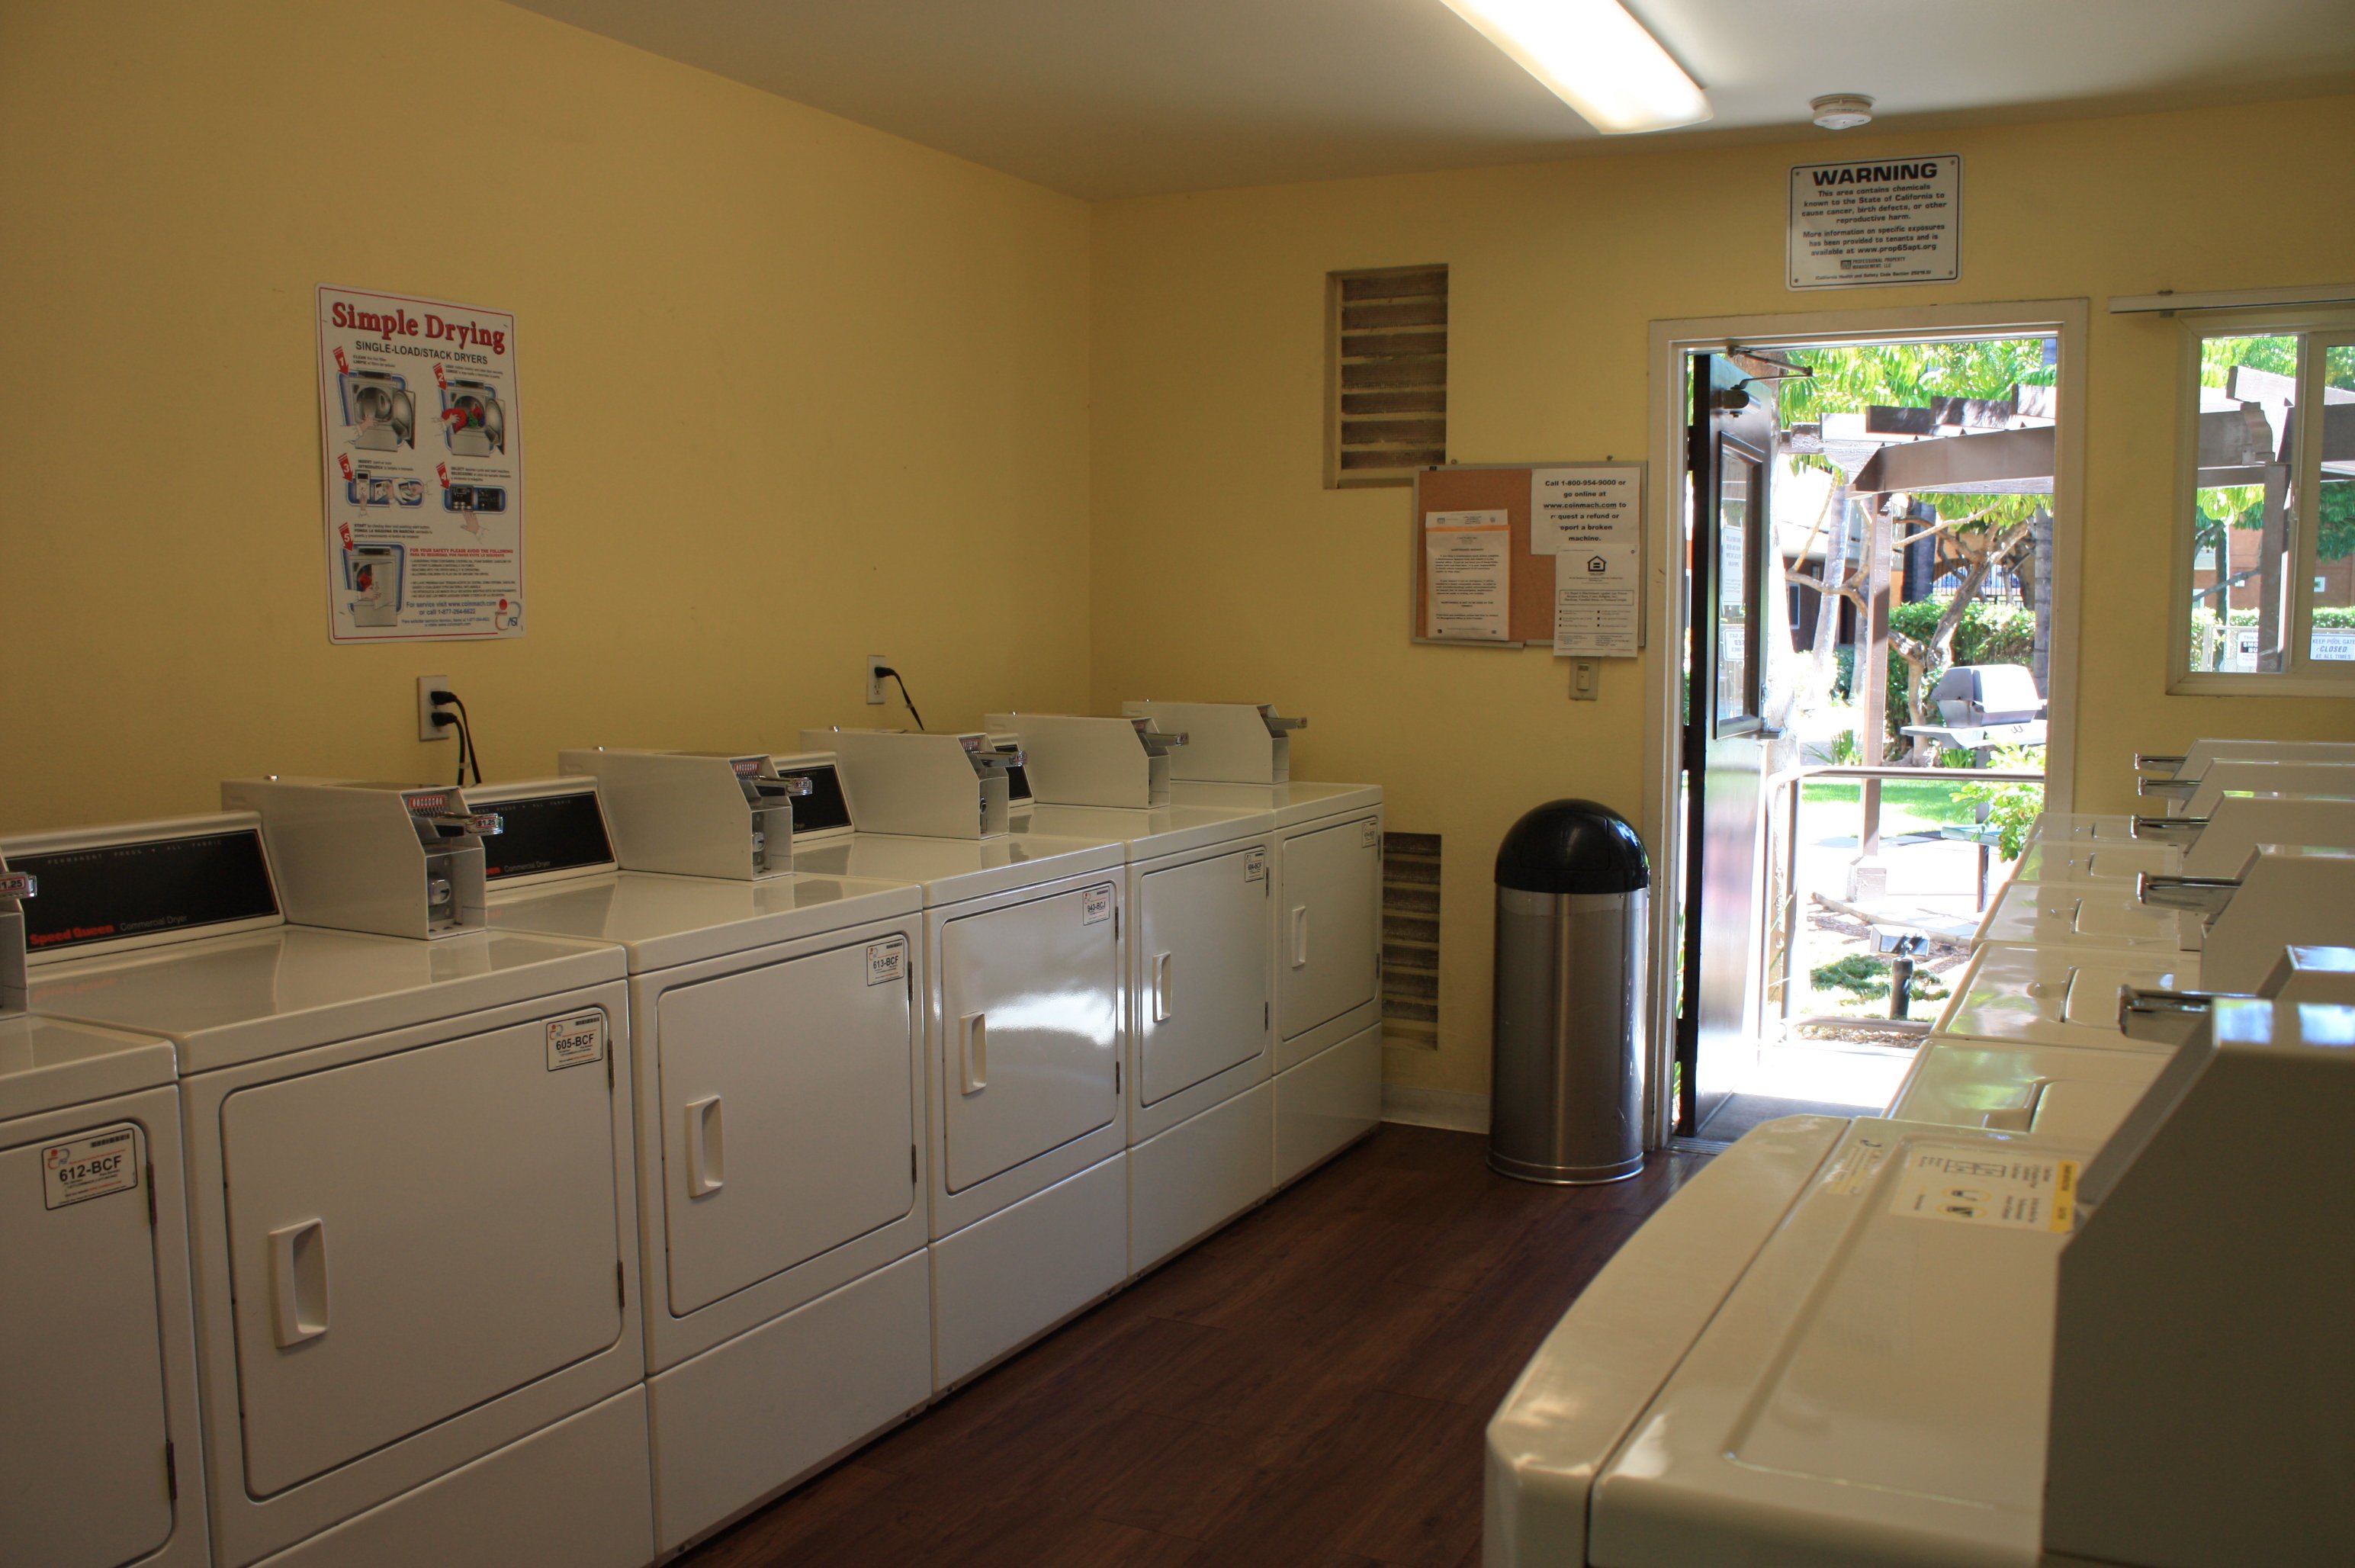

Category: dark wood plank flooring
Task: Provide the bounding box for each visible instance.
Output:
[676,1125,1707,1568]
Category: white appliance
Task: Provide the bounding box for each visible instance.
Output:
[14,808,653,1568]
[2135,757,2355,818]
[990,712,1278,1274]
[1489,994,2355,1564]
[1124,701,1384,1187]
[2132,735,2355,789]
[1974,842,2355,957]
[0,864,210,1568]
[2010,791,2355,885]
[470,773,932,1557]
[776,733,1133,1390]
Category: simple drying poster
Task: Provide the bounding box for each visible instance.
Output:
[316,284,525,642]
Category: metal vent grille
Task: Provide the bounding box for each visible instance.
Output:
[1327,265,1447,488]
[1382,831,1441,1049]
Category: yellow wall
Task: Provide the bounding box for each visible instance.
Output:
[0,0,1093,831]
[1088,95,2355,1098]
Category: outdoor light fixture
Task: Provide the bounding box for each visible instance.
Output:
[1810,92,1875,130]
[1438,0,1711,134]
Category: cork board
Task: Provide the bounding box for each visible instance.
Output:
[1411,462,1647,649]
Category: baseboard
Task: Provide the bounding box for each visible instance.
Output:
[1380,1084,1489,1134]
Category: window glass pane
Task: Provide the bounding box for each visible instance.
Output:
[2313,343,2355,663]
[2189,334,2298,673]
[1715,449,1755,723]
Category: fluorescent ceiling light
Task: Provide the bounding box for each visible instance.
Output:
[1439,0,1711,134]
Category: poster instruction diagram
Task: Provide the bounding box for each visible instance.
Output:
[316,284,523,642]
[1423,510,1512,641]
[1534,466,1640,657]
[1788,156,1960,290]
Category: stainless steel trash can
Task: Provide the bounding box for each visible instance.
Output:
[1489,799,1650,1184]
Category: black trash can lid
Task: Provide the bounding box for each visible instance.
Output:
[1495,799,1648,894]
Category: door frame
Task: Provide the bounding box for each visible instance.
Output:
[1640,300,2090,1146]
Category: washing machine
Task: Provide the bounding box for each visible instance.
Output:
[1123,701,1384,1187]
[773,731,1133,1390]
[989,712,1279,1274]
[13,803,653,1568]
[1974,843,2355,965]
[0,865,210,1568]
[2013,789,2355,886]
[471,766,932,1557]
[1486,996,2355,1567]
[2132,747,2355,815]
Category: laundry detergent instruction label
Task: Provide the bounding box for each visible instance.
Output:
[43,1125,143,1211]
[316,284,525,644]
[1245,848,1267,882]
[545,1011,607,1072]
[866,938,907,985]
[1889,1143,2077,1232]
[1082,885,1114,925]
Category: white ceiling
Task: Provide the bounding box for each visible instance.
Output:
[510,0,2355,199]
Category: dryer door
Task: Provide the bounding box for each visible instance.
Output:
[939,882,1120,1193]
[1277,816,1381,1043]
[1137,845,1270,1104]
[0,1120,173,1568]
[657,936,917,1316]
[220,1011,623,1496]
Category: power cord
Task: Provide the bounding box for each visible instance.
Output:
[873,665,926,731]
[432,689,484,786]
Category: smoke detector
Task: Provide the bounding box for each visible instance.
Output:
[1810,93,1875,130]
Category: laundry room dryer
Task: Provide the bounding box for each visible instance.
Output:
[773,732,1131,1390]
[0,865,210,1568]
[989,712,1279,1274]
[1123,702,1384,1187]
[472,767,932,1557]
[14,804,652,1568]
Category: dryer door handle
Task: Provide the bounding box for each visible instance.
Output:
[960,1012,988,1095]
[1290,906,1310,969]
[1152,953,1174,1023]
[268,1218,329,1348]
[685,1095,725,1197]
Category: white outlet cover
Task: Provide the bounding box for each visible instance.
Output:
[866,655,888,704]
[416,675,455,741]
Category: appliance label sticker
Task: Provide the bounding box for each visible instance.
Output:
[545,1011,607,1072]
[316,284,526,646]
[42,1125,143,1211]
[1082,885,1114,925]
[866,939,906,986]
[1823,1136,1891,1197]
[1888,1144,2077,1232]
[1245,849,1267,882]
[1361,821,1380,848]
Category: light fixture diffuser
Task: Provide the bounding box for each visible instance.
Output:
[1439,0,1711,135]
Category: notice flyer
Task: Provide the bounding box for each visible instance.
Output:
[316,284,524,642]
[1423,510,1512,642]
[1535,466,1641,657]
[1787,155,1961,290]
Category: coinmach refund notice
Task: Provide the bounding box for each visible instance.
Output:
[1788,156,1960,289]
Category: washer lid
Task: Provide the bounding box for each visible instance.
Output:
[1014,802,1275,862]
[487,869,920,971]
[1592,1119,2094,1568]
[0,1014,177,1120]
[29,926,622,1074]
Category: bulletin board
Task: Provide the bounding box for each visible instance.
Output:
[1410,461,1647,651]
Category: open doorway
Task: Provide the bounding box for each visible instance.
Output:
[1643,305,2086,1147]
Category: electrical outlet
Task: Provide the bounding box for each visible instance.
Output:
[417,676,458,741]
[1569,660,1600,702]
[866,655,889,705]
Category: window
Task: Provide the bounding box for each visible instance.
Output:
[1326,265,1447,488]
[2177,320,2355,689]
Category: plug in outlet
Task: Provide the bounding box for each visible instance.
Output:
[417,676,458,741]
[865,655,889,705]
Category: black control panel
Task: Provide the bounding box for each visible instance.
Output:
[13,829,278,953]
[481,791,615,881]
[776,765,854,834]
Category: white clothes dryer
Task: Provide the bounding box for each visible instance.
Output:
[13,811,651,1568]
[774,737,1132,1391]
[0,868,210,1568]
[468,775,933,1557]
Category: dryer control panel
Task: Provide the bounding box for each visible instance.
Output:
[220,778,497,940]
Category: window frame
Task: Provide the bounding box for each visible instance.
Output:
[2169,309,2355,695]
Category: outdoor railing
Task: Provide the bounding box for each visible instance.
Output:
[1764,762,2045,1032]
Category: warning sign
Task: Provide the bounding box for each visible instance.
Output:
[1788,156,1961,290]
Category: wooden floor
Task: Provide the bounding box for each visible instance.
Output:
[676,1124,1706,1568]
